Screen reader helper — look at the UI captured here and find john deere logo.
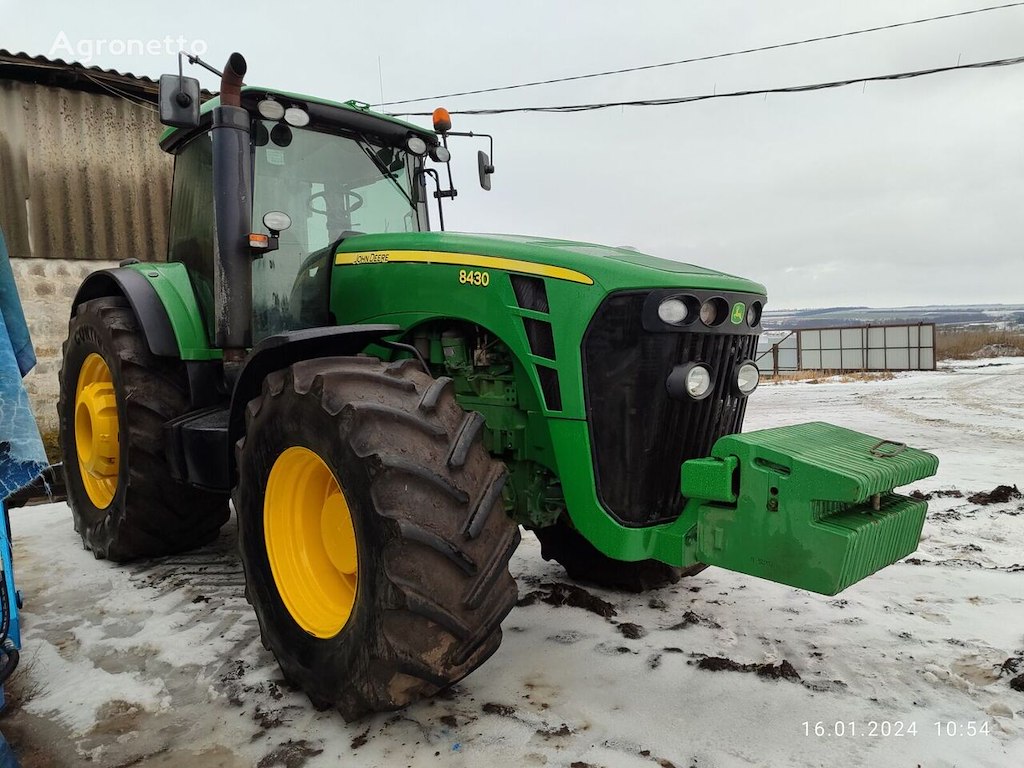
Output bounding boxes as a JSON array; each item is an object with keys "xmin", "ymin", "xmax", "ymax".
[{"xmin": 731, "ymin": 302, "xmax": 745, "ymax": 325}]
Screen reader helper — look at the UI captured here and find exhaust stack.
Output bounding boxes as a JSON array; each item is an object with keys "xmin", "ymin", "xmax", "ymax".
[
  {"xmin": 210, "ymin": 52, "xmax": 252, "ymax": 375},
  {"xmin": 219, "ymin": 52, "xmax": 246, "ymax": 107}
]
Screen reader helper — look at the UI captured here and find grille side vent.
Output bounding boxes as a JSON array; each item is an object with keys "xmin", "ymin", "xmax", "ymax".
[
  {"xmin": 510, "ymin": 274, "xmax": 550, "ymax": 313},
  {"xmin": 523, "ymin": 318, "xmax": 556, "ymax": 360},
  {"xmin": 536, "ymin": 365, "xmax": 562, "ymax": 411}
]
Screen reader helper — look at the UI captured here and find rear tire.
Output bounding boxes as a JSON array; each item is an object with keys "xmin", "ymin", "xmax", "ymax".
[
  {"xmin": 234, "ymin": 357, "xmax": 520, "ymax": 720},
  {"xmin": 534, "ymin": 519, "xmax": 705, "ymax": 593},
  {"xmin": 58, "ymin": 297, "xmax": 230, "ymax": 561}
]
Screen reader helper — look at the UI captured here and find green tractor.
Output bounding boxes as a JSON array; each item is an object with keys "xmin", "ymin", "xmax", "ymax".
[{"xmin": 59, "ymin": 53, "xmax": 938, "ymax": 720}]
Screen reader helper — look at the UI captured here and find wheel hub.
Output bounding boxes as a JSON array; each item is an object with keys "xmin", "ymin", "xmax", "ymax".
[
  {"xmin": 264, "ymin": 446, "xmax": 358, "ymax": 638},
  {"xmin": 74, "ymin": 353, "xmax": 120, "ymax": 508}
]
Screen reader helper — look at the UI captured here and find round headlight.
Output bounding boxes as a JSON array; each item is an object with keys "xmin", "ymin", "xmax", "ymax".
[
  {"xmin": 735, "ymin": 361, "xmax": 760, "ymax": 396},
  {"xmin": 657, "ymin": 297, "xmax": 689, "ymax": 325},
  {"xmin": 283, "ymin": 107, "xmax": 310, "ymax": 127},
  {"xmin": 686, "ymin": 365, "xmax": 713, "ymax": 399},
  {"xmin": 406, "ymin": 136, "xmax": 428, "ymax": 155},
  {"xmin": 699, "ymin": 298, "xmax": 727, "ymax": 327},
  {"xmin": 263, "ymin": 211, "xmax": 292, "ymax": 232},
  {"xmin": 430, "ymin": 146, "xmax": 451, "ymax": 163},
  {"xmin": 746, "ymin": 301, "xmax": 763, "ymax": 327},
  {"xmin": 257, "ymin": 99, "xmax": 285, "ymax": 120},
  {"xmin": 666, "ymin": 363, "xmax": 714, "ymax": 401}
]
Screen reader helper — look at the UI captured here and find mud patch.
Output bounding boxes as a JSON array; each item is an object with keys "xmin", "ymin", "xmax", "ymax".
[
  {"xmin": 910, "ymin": 489, "xmax": 964, "ymax": 500},
  {"xmin": 482, "ymin": 702, "xmax": 516, "ymax": 717},
  {"xmin": 547, "ymin": 630, "xmax": 585, "ymax": 645},
  {"xmin": 256, "ymin": 739, "xmax": 323, "ymax": 768},
  {"xmin": 1010, "ymin": 675, "xmax": 1024, "ymax": 692},
  {"xmin": 666, "ymin": 611, "xmax": 721, "ymax": 630},
  {"xmin": 517, "ymin": 582, "xmax": 617, "ymax": 618},
  {"xmin": 968, "ymin": 485, "xmax": 1022, "ymax": 505},
  {"xmin": 433, "ymin": 684, "xmax": 463, "ymax": 701},
  {"xmin": 594, "ymin": 642, "xmax": 635, "ymax": 656},
  {"xmin": 85, "ymin": 699, "xmax": 143, "ymax": 738},
  {"xmin": 537, "ymin": 723, "xmax": 572, "ymax": 739},
  {"xmin": 693, "ymin": 656, "xmax": 801, "ymax": 682},
  {"xmin": 948, "ymin": 654, "xmax": 1003, "ymax": 686},
  {"xmin": 253, "ymin": 702, "xmax": 301, "ymax": 732},
  {"xmin": 998, "ymin": 655, "xmax": 1023, "ymax": 677},
  {"xmin": 350, "ymin": 726, "xmax": 371, "ymax": 749},
  {"xmin": 617, "ymin": 622, "xmax": 646, "ymax": 640},
  {"xmin": 647, "ymin": 645, "xmax": 690, "ymax": 670}
]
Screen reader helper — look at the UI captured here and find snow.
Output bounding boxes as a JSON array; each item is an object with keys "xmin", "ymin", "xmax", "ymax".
[{"xmin": 5, "ymin": 359, "xmax": 1024, "ymax": 767}]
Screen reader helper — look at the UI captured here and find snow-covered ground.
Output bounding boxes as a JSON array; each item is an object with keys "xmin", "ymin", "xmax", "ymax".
[{"xmin": 3, "ymin": 359, "xmax": 1023, "ymax": 767}]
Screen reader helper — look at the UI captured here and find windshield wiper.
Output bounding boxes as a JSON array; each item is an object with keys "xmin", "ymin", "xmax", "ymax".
[{"xmin": 354, "ymin": 135, "xmax": 416, "ymax": 210}]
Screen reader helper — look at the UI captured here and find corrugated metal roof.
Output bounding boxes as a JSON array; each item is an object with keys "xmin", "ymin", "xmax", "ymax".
[
  {"xmin": 0, "ymin": 49, "xmax": 159, "ymax": 81},
  {"xmin": 0, "ymin": 49, "xmax": 213, "ymax": 104}
]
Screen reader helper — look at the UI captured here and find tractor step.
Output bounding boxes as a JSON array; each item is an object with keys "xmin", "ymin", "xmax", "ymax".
[
  {"xmin": 680, "ymin": 422, "xmax": 939, "ymax": 595},
  {"xmin": 165, "ymin": 406, "xmax": 231, "ymax": 492}
]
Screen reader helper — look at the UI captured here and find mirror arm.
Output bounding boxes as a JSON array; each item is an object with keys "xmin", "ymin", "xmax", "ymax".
[
  {"xmin": 419, "ymin": 168, "xmax": 446, "ymax": 231},
  {"xmin": 178, "ymin": 50, "xmax": 224, "ymax": 79},
  {"xmin": 445, "ymin": 130, "xmax": 494, "ymax": 167}
]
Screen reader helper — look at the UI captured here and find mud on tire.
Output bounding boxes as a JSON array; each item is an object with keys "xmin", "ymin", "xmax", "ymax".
[
  {"xmin": 234, "ymin": 357, "xmax": 520, "ymax": 721},
  {"xmin": 58, "ymin": 297, "xmax": 230, "ymax": 561}
]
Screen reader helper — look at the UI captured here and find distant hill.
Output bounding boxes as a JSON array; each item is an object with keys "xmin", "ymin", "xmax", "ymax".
[{"xmin": 763, "ymin": 304, "xmax": 1024, "ymax": 330}]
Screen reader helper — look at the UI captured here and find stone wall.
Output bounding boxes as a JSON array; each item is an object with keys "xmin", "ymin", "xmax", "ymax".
[{"xmin": 10, "ymin": 257, "xmax": 119, "ymax": 454}]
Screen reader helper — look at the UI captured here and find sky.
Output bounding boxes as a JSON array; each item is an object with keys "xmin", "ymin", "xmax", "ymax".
[{"xmin": 4, "ymin": 0, "xmax": 1024, "ymax": 309}]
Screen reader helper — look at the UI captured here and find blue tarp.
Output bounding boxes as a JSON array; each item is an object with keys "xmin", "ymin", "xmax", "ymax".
[{"xmin": 0, "ymin": 226, "xmax": 47, "ymax": 499}]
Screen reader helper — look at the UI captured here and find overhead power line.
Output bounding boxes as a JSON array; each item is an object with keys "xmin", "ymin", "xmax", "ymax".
[
  {"xmin": 389, "ymin": 55, "xmax": 1024, "ymax": 116},
  {"xmin": 382, "ymin": 2, "xmax": 1024, "ymax": 106}
]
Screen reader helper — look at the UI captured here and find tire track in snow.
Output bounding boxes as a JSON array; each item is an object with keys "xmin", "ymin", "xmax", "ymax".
[{"xmin": 860, "ymin": 365, "xmax": 1024, "ymax": 443}]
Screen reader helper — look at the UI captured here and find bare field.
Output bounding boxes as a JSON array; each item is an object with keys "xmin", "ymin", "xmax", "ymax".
[{"xmin": 936, "ymin": 328, "xmax": 1024, "ymax": 360}]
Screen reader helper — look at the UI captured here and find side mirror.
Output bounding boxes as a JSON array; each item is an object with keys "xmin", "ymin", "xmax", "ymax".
[
  {"xmin": 158, "ymin": 74, "xmax": 201, "ymax": 128},
  {"xmin": 477, "ymin": 150, "xmax": 494, "ymax": 191}
]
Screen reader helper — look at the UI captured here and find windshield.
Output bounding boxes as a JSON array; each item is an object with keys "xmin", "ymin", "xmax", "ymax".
[{"xmin": 251, "ymin": 120, "xmax": 421, "ymax": 341}]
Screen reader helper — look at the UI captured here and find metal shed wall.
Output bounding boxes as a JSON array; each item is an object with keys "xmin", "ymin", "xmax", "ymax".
[{"xmin": 0, "ymin": 79, "xmax": 170, "ymax": 261}]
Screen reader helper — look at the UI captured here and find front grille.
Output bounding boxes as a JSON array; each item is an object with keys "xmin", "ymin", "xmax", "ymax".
[{"xmin": 582, "ymin": 292, "xmax": 760, "ymax": 526}]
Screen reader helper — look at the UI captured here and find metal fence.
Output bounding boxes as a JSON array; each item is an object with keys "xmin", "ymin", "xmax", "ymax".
[{"xmin": 755, "ymin": 323, "xmax": 936, "ymax": 375}]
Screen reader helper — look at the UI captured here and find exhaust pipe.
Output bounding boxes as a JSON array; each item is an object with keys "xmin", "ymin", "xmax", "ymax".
[
  {"xmin": 211, "ymin": 52, "xmax": 252, "ymax": 376},
  {"xmin": 219, "ymin": 52, "xmax": 246, "ymax": 107}
]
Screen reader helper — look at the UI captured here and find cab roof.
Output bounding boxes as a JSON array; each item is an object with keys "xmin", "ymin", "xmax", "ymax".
[{"xmin": 159, "ymin": 85, "xmax": 437, "ymax": 153}]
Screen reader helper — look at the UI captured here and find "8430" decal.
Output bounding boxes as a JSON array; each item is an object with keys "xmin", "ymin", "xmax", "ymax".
[{"xmin": 458, "ymin": 269, "xmax": 490, "ymax": 287}]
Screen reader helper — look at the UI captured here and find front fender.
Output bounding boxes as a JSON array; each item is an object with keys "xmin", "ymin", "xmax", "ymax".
[
  {"xmin": 72, "ymin": 268, "xmax": 179, "ymax": 357},
  {"xmin": 226, "ymin": 324, "xmax": 400, "ymax": 476},
  {"xmin": 72, "ymin": 263, "xmax": 217, "ymax": 360}
]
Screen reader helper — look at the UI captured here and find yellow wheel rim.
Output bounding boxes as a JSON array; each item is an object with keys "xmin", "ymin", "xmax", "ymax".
[
  {"xmin": 74, "ymin": 353, "xmax": 120, "ymax": 509},
  {"xmin": 264, "ymin": 446, "xmax": 359, "ymax": 638}
]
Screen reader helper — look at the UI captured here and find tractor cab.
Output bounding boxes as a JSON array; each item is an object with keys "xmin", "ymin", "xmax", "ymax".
[{"xmin": 160, "ymin": 82, "xmax": 438, "ymax": 344}]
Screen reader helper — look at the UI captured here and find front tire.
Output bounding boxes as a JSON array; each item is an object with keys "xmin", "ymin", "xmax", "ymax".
[
  {"xmin": 234, "ymin": 357, "xmax": 520, "ymax": 720},
  {"xmin": 58, "ymin": 297, "xmax": 229, "ymax": 561}
]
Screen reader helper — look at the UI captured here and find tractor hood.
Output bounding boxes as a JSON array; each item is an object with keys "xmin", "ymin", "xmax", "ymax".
[{"xmin": 334, "ymin": 231, "xmax": 766, "ymax": 295}]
